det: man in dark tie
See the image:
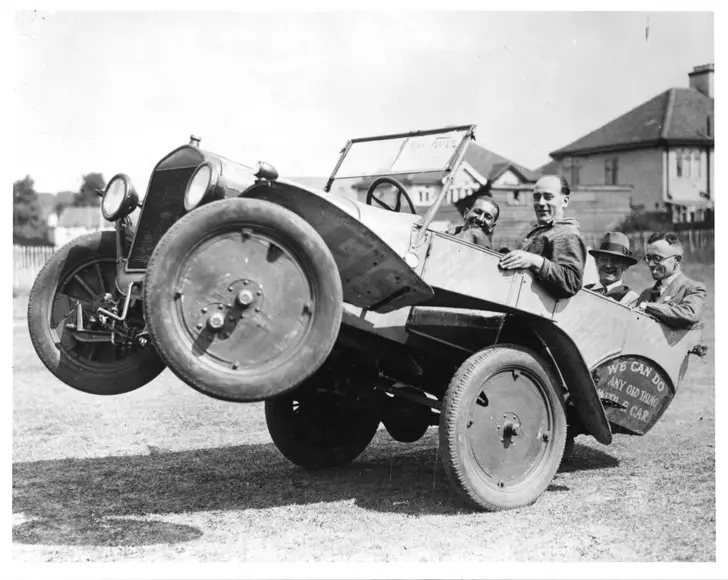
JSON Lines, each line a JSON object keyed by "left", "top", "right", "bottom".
{"left": 584, "top": 232, "right": 639, "bottom": 305}
{"left": 635, "top": 232, "right": 707, "bottom": 329}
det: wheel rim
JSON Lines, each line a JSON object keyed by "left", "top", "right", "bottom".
{"left": 171, "top": 226, "right": 316, "bottom": 376}
{"left": 466, "top": 366, "right": 555, "bottom": 489}
{"left": 49, "top": 257, "right": 134, "bottom": 368}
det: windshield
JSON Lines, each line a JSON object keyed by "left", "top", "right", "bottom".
{"left": 327, "top": 125, "right": 475, "bottom": 187}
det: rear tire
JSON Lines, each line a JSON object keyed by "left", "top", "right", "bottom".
{"left": 27, "top": 231, "right": 165, "bottom": 395}
{"left": 265, "top": 361, "right": 380, "bottom": 469}
{"left": 440, "top": 344, "right": 567, "bottom": 511}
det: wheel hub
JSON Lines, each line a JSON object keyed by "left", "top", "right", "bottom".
{"left": 467, "top": 370, "right": 552, "bottom": 487}
{"left": 174, "top": 231, "right": 315, "bottom": 372}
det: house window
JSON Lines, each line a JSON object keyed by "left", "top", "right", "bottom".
{"left": 418, "top": 188, "right": 432, "bottom": 205}
{"left": 691, "top": 151, "right": 701, "bottom": 179}
{"left": 605, "top": 157, "right": 619, "bottom": 185}
{"left": 511, "top": 190, "right": 523, "bottom": 205}
{"left": 570, "top": 162, "right": 580, "bottom": 187}
{"left": 682, "top": 150, "right": 691, "bottom": 178}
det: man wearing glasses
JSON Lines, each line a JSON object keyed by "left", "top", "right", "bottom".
{"left": 635, "top": 232, "right": 707, "bottom": 329}
{"left": 499, "top": 175, "right": 586, "bottom": 298}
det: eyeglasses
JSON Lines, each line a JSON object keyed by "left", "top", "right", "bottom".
{"left": 644, "top": 254, "right": 680, "bottom": 264}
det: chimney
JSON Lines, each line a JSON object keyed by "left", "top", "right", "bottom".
{"left": 688, "top": 63, "right": 714, "bottom": 98}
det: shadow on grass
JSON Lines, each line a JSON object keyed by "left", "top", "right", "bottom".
{"left": 558, "top": 440, "right": 620, "bottom": 474}
{"left": 13, "top": 431, "right": 619, "bottom": 546}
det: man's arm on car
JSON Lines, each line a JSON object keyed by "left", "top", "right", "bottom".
{"left": 643, "top": 282, "right": 707, "bottom": 328}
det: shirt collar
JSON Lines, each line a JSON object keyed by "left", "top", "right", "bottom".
{"left": 593, "top": 280, "right": 624, "bottom": 292}
{"left": 657, "top": 270, "right": 681, "bottom": 293}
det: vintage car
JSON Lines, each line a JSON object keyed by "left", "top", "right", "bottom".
{"left": 27, "top": 125, "right": 706, "bottom": 511}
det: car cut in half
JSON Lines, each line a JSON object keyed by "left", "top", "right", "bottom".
{"left": 28, "top": 125, "right": 706, "bottom": 511}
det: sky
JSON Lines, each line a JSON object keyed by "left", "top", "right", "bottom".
{"left": 13, "top": 10, "right": 714, "bottom": 194}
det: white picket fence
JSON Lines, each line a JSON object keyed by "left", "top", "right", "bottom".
{"left": 13, "top": 245, "right": 56, "bottom": 293}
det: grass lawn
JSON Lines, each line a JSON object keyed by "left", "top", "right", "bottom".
{"left": 12, "top": 261, "right": 715, "bottom": 562}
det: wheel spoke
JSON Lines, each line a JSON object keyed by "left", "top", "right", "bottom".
{"left": 86, "top": 342, "right": 98, "bottom": 361}
{"left": 72, "top": 274, "right": 96, "bottom": 300}
{"left": 95, "top": 263, "right": 106, "bottom": 294}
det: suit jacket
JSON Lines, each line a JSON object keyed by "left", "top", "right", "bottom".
{"left": 636, "top": 272, "right": 707, "bottom": 329}
{"left": 584, "top": 282, "right": 639, "bottom": 306}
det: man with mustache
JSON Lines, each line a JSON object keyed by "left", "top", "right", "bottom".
{"left": 635, "top": 232, "right": 707, "bottom": 329}
{"left": 584, "top": 232, "right": 640, "bottom": 305}
{"left": 499, "top": 175, "right": 586, "bottom": 298}
{"left": 447, "top": 195, "right": 499, "bottom": 249}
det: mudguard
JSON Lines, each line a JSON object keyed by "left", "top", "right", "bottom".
{"left": 243, "top": 180, "right": 434, "bottom": 313}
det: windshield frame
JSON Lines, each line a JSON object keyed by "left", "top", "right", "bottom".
{"left": 323, "top": 124, "right": 477, "bottom": 193}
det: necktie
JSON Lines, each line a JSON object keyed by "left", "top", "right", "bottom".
{"left": 649, "top": 281, "right": 662, "bottom": 302}
{"left": 596, "top": 286, "right": 607, "bottom": 296}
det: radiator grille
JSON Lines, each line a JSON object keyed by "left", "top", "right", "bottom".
{"left": 127, "top": 167, "right": 197, "bottom": 270}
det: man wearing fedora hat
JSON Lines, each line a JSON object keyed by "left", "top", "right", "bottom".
{"left": 584, "top": 232, "right": 640, "bottom": 305}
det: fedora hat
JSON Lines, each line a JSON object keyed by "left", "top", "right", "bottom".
{"left": 588, "top": 232, "right": 638, "bottom": 265}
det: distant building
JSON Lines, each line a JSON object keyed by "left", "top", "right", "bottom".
{"left": 546, "top": 63, "right": 714, "bottom": 224}
{"left": 53, "top": 206, "right": 113, "bottom": 248}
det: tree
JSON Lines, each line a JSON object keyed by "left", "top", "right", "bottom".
{"left": 73, "top": 172, "right": 105, "bottom": 206}
{"left": 13, "top": 175, "right": 48, "bottom": 243}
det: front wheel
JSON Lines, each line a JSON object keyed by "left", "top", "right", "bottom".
{"left": 27, "top": 231, "right": 166, "bottom": 395}
{"left": 143, "top": 198, "right": 344, "bottom": 402}
{"left": 439, "top": 344, "right": 567, "bottom": 511}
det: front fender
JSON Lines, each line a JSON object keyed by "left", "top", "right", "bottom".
{"left": 530, "top": 319, "right": 613, "bottom": 445}
{"left": 241, "top": 180, "right": 434, "bottom": 312}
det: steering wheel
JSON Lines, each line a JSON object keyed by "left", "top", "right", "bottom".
{"left": 365, "top": 176, "right": 417, "bottom": 214}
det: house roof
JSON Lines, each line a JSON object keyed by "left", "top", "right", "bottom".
{"left": 463, "top": 142, "right": 539, "bottom": 183}
{"left": 57, "top": 206, "right": 106, "bottom": 229}
{"left": 534, "top": 159, "right": 560, "bottom": 176}
{"left": 550, "top": 88, "right": 714, "bottom": 158}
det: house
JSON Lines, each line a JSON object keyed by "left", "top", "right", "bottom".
{"left": 349, "top": 142, "right": 540, "bottom": 232}
{"left": 546, "top": 64, "right": 714, "bottom": 224}
{"left": 53, "top": 206, "right": 113, "bottom": 248}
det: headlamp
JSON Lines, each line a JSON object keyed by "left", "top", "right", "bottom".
{"left": 184, "top": 163, "right": 216, "bottom": 211}
{"left": 102, "top": 174, "right": 139, "bottom": 221}
{"left": 254, "top": 161, "right": 279, "bottom": 181}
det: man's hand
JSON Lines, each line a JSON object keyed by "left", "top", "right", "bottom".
{"left": 499, "top": 250, "right": 544, "bottom": 271}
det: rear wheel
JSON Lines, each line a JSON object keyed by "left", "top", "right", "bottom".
{"left": 27, "top": 231, "right": 165, "bottom": 395}
{"left": 440, "top": 344, "right": 567, "bottom": 511}
{"left": 143, "top": 198, "right": 343, "bottom": 402}
{"left": 265, "top": 363, "right": 380, "bottom": 469}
